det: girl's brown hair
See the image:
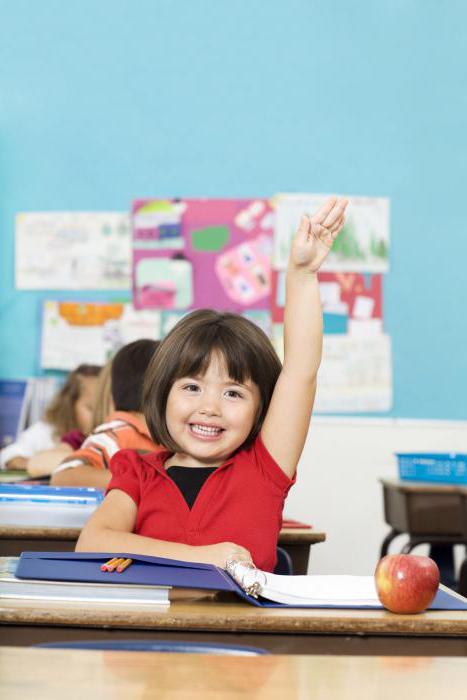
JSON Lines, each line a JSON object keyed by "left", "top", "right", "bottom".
{"left": 90, "top": 360, "right": 113, "bottom": 429}
{"left": 44, "top": 364, "right": 101, "bottom": 437}
{"left": 143, "top": 310, "right": 282, "bottom": 452}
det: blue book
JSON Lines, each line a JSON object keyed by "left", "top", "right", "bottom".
{"left": 0, "top": 380, "right": 28, "bottom": 449}
{"left": 0, "top": 484, "right": 104, "bottom": 506}
{"left": 15, "top": 551, "right": 467, "bottom": 610}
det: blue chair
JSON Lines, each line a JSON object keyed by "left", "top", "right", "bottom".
{"left": 274, "top": 546, "right": 293, "bottom": 575}
{"left": 34, "top": 640, "right": 269, "bottom": 655}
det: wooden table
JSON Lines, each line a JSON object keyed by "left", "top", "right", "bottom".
{"left": 1, "top": 587, "right": 466, "bottom": 656}
{"left": 0, "top": 526, "right": 325, "bottom": 575}
{"left": 1, "top": 647, "right": 466, "bottom": 700}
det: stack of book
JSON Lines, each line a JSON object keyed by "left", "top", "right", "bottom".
{"left": 0, "top": 557, "right": 169, "bottom": 606}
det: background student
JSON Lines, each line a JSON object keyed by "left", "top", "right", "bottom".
{"left": 0, "top": 364, "right": 101, "bottom": 472}
{"left": 51, "top": 339, "right": 160, "bottom": 489}
{"left": 27, "top": 360, "right": 114, "bottom": 478}
{"left": 76, "top": 197, "right": 347, "bottom": 570}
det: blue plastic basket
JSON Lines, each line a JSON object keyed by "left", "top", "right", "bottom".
{"left": 396, "top": 453, "right": 467, "bottom": 484}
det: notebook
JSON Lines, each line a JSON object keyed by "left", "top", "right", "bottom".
{"left": 14, "top": 551, "right": 467, "bottom": 610}
{"left": 0, "top": 557, "right": 169, "bottom": 605}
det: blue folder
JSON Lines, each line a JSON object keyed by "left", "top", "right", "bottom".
{"left": 15, "top": 551, "right": 467, "bottom": 610}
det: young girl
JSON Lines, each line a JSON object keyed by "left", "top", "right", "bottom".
{"left": 77, "top": 197, "right": 348, "bottom": 571}
{"left": 1, "top": 365, "right": 101, "bottom": 474}
{"left": 27, "top": 362, "right": 113, "bottom": 478}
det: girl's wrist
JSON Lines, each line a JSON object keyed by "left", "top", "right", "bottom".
{"left": 286, "top": 263, "right": 319, "bottom": 280}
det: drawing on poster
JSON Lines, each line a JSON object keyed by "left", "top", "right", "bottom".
{"left": 273, "top": 195, "right": 389, "bottom": 272}
{"left": 41, "top": 301, "right": 161, "bottom": 371}
{"left": 215, "top": 234, "right": 272, "bottom": 304}
{"left": 134, "top": 256, "right": 193, "bottom": 309}
{"left": 132, "top": 199, "right": 186, "bottom": 250}
{"left": 16, "top": 212, "right": 131, "bottom": 289}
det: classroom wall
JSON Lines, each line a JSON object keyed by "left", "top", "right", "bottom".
{"left": 0, "top": 0, "right": 466, "bottom": 419}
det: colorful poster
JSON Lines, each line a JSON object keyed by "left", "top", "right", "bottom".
{"left": 273, "top": 194, "right": 389, "bottom": 272}
{"left": 271, "top": 270, "right": 383, "bottom": 335}
{"left": 41, "top": 301, "right": 161, "bottom": 370}
{"left": 16, "top": 212, "right": 131, "bottom": 290}
{"left": 132, "top": 198, "right": 274, "bottom": 312}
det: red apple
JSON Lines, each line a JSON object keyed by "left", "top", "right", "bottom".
{"left": 374, "top": 554, "right": 440, "bottom": 614}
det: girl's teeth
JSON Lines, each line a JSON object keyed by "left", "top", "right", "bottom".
{"left": 191, "top": 424, "right": 222, "bottom": 436}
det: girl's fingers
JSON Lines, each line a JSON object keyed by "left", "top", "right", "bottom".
{"left": 311, "top": 215, "right": 345, "bottom": 245}
{"left": 311, "top": 196, "right": 338, "bottom": 224}
{"left": 329, "top": 214, "right": 345, "bottom": 235}
{"left": 322, "top": 198, "right": 348, "bottom": 228}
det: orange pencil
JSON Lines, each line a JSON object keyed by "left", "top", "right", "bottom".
{"left": 105, "top": 558, "right": 125, "bottom": 573}
{"left": 116, "top": 558, "right": 133, "bottom": 573}
{"left": 101, "top": 557, "right": 119, "bottom": 572}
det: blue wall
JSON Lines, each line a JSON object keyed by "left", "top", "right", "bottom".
{"left": 1, "top": 0, "right": 466, "bottom": 419}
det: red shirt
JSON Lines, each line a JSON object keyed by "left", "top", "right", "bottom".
{"left": 107, "top": 436, "right": 295, "bottom": 572}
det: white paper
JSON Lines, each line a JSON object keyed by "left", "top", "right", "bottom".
{"left": 232, "top": 562, "right": 382, "bottom": 606}
{"left": 272, "top": 329, "right": 392, "bottom": 413}
{"left": 262, "top": 574, "right": 381, "bottom": 606}
{"left": 352, "top": 295, "right": 375, "bottom": 320}
{"left": 16, "top": 212, "right": 132, "bottom": 289}
{"left": 348, "top": 318, "right": 384, "bottom": 337}
{"left": 273, "top": 194, "right": 390, "bottom": 272}
{"left": 315, "top": 334, "right": 392, "bottom": 412}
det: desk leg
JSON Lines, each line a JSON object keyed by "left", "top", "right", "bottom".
{"left": 280, "top": 544, "right": 310, "bottom": 575}
{"left": 380, "top": 529, "right": 401, "bottom": 558}
{"left": 401, "top": 540, "right": 459, "bottom": 589}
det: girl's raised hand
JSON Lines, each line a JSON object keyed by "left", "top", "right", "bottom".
{"left": 290, "top": 196, "right": 348, "bottom": 273}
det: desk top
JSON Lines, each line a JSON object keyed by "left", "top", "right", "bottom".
{"left": 380, "top": 478, "right": 467, "bottom": 495}
{"left": 1, "top": 588, "right": 466, "bottom": 637}
{"left": 0, "top": 525, "right": 326, "bottom": 544}
{"left": 1, "top": 647, "right": 466, "bottom": 699}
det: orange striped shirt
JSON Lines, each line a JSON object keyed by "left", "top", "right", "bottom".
{"left": 54, "top": 411, "right": 157, "bottom": 473}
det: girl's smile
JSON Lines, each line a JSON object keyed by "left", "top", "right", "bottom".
{"left": 164, "top": 352, "right": 260, "bottom": 469}
{"left": 189, "top": 422, "right": 224, "bottom": 440}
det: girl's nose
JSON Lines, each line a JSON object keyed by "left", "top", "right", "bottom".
{"left": 198, "top": 405, "right": 220, "bottom": 417}
{"left": 198, "top": 395, "right": 221, "bottom": 417}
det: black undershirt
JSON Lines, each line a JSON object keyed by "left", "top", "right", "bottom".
{"left": 166, "top": 466, "right": 217, "bottom": 509}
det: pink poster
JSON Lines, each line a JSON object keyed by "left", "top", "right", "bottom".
{"left": 132, "top": 198, "right": 274, "bottom": 312}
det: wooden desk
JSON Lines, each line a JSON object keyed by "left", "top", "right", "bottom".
{"left": 1, "top": 648, "right": 467, "bottom": 700}
{"left": 1, "top": 588, "right": 466, "bottom": 656}
{"left": 0, "top": 526, "right": 325, "bottom": 575}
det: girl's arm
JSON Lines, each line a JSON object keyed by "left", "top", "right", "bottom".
{"left": 76, "top": 489, "right": 252, "bottom": 568}
{"left": 261, "top": 196, "right": 348, "bottom": 478}
{"left": 0, "top": 421, "right": 56, "bottom": 470}
{"left": 51, "top": 464, "right": 112, "bottom": 489}
{"left": 27, "top": 444, "right": 73, "bottom": 477}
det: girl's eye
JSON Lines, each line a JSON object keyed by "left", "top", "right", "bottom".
{"left": 225, "top": 389, "right": 242, "bottom": 399}
{"left": 183, "top": 384, "right": 200, "bottom": 392}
